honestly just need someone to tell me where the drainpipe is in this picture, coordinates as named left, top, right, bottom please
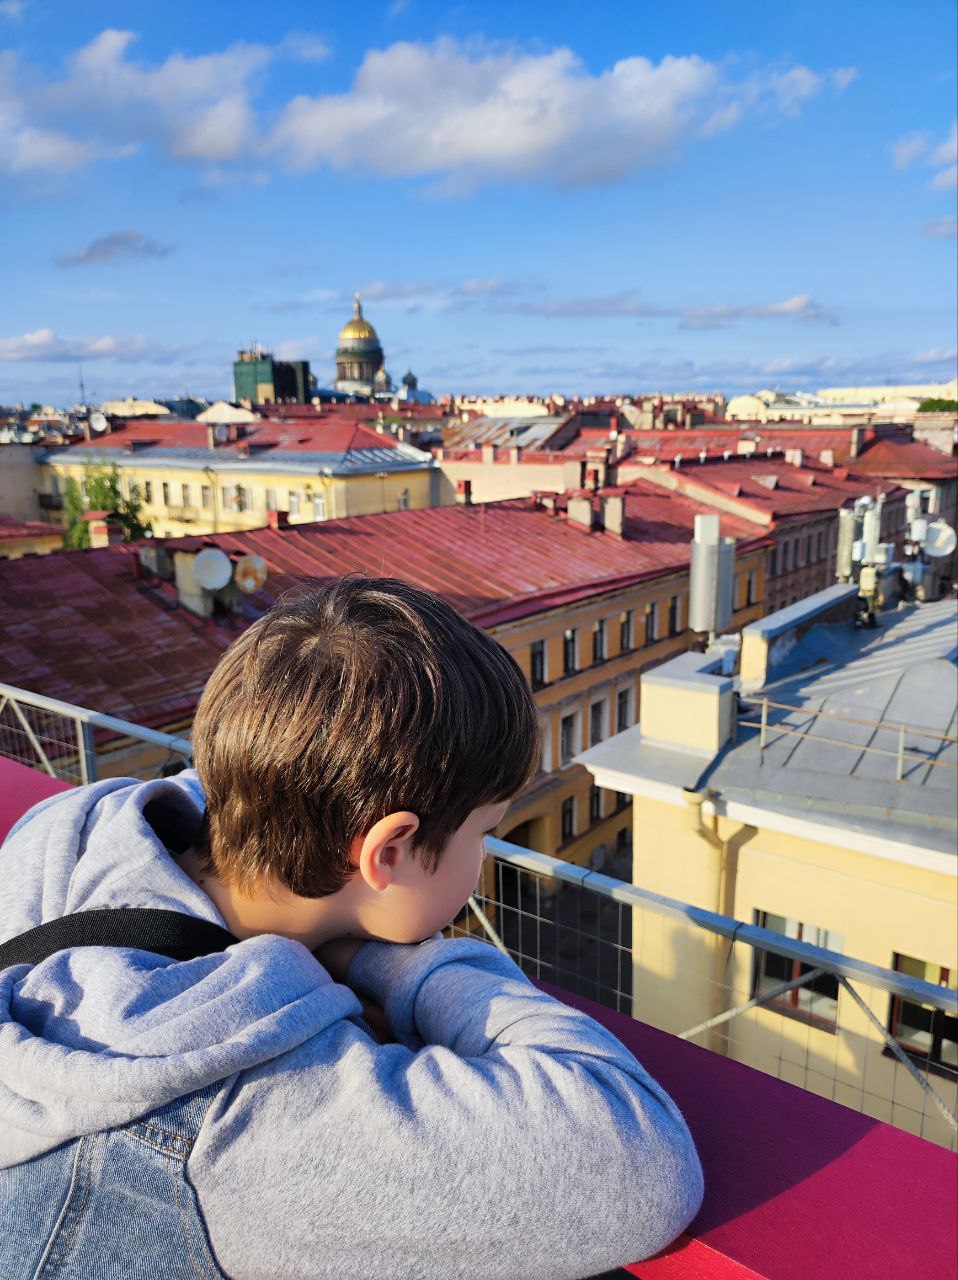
left=682, top=785, right=752, bottom=1051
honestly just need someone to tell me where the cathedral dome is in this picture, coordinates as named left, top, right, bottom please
left=339, top=295, right=379, bottom=347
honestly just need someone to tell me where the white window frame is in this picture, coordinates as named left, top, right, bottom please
left=559, top=709, right=580, bottom=766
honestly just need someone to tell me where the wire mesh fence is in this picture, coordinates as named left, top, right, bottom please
left=0, top=682, right=193, bottom=784
left=447, top=844, right=958, bottom=1153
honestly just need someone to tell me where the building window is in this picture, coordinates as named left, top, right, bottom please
left=746, top=569, right=758, bottom=606
left=162, top=482, right=171, bottom=507
left=561, top=796, right=575, bottom=841
left=817, top=529, right=826, bottom=560
left=312, top=494, right=326, bottom=520
left=888, top=954, right=957, bottom=1075
left=590, top=700, right=605, bottom=746
left=752, top=912, right=843, bottom=1029
left=668, top=594, right=681, bottom=637
left=398, top=488, right=410, bottom=511
left=201, top=485, right=211, bottom=509
left=562, top=628, right=577, bottom=675
left=589, top=785, right=602, bottom=823
left=50, top=474, right=60, bottom=497
left=804, top=534, right=812, bottom=564
left=530, top=639, right=546, bottom=690
left=592, top=619, right=605, bottom=664
left=181, top=483, right=190, bottom=506
left=289, top=491, right=300, bottom=516
left=645, top=602, right=658, bottom=646
left=560, top=713, right=577, bottom=765
left=616, top=688, right=631, bottom=733
left=782, top=541, right=791, bottom=572
left=769, top=545, right=778, bottom=577
left=143, top=481, right=153, bottom=504
left=620, top=610, right=633, bottom=652
left=265, top=488, right=276, bottom=511
left=615, top=791, right=629, bottom=812
left=616, top=826, right=629, bottom=850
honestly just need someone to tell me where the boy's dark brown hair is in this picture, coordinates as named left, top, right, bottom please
left=190, top=574, right=541, bottom=898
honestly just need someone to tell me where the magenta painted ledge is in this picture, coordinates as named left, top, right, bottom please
left=532, top=978, right=958, bottom=1280
left=0, top=756, right=71, bottom=842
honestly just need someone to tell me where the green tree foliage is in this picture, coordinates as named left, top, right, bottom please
left=63, top=477, right=90, bottom=549
left=63, top=463, right=153, bottom=548
left=917, top=399, right=958, bottom=413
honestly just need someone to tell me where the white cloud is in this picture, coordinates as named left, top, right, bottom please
left=924, top=215, right=958, bottom=240
left=679, top=293, right=836, bottom=329
left=270, top=39, right=851, bottom=190
left=0, top=328, right=183, bottom=362
left=892, top=121, right=957, bottom=190
left=2, top=32, right=854, bottom=190
left=0, top=51, right=111, bottom=175
left=914, top=345, right=958, bottom=365
left=56, top=229, right=173, bottom=267
left=0, top=0, right=24, bottom=19
left=891, top=131, right=928, bottom=169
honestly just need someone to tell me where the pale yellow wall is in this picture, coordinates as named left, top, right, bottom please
left=627, top=792, right=958, bottom=1149
left=0, top=446, right=47, bottom=519
left=0, top=531, right=64, bottom=559
left=42, top=458, right=434, bottom=536
left=455, top=398, right=552, bottom=417
left=435, top=458, right=580, bottom=505
left=817, top=380, right=958, bottom=405
left=491, top=551, right=764, bottom=877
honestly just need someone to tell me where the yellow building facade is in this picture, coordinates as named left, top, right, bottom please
left=579, top=588, right=958, bottom=1150
left=39, top=452, right=437, bottom=538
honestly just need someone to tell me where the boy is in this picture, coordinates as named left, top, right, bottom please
left=0, top=575, right=703, bottom=1279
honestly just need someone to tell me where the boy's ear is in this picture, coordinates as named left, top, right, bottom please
left=352, top=811, right=421, bottom=890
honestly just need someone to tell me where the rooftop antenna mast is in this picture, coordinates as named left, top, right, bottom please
left=78, top=365, right=86, bottom=405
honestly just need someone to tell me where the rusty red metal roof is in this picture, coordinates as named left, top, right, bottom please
left=0, top=515, right=62, bottom=542
left=0, top=546, right=234, bottom=727
left=658, top=459, right=905, bottom=520
left=144, top=484, right=769, bottom=628
left=846, top=437, right=958, bottom=480
left=73, top=416, right=403, bottom=456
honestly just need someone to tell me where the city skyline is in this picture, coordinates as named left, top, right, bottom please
left=2, top=0, right=956, bottom=403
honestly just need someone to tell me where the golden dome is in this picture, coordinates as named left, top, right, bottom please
left=339, top=294, right=379, bottom=344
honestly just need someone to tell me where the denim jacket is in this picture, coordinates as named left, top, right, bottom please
left=0, top=1082, right=228, bottom=1279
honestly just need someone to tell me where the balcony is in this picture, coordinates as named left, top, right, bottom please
left=1, top=689, right=956, bottom=1279
left=164, top=504, right=201, bottom=523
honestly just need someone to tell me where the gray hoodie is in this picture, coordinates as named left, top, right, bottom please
left=0, top=769, right=703, bottom=1279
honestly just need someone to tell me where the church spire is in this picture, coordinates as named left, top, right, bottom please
left=353, top=293, right=363, bottom=319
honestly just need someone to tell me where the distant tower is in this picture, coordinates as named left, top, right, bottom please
left=402, top=370, right=418, bottom=392
left=335, top=295, right=386, bottom=395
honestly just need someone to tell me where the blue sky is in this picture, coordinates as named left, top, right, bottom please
left=2, top=0, right=956, bottom=403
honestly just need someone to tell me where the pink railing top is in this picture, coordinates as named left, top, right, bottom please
left=2, top=757, right=956, bottom=1280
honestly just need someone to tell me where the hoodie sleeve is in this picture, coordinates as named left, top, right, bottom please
left=188, top=933, right=704, bottom=1280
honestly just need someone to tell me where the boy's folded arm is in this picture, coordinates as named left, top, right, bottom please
left=190, top=935, right=703, bottom=1280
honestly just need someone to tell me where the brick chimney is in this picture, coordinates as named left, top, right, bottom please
left=266, top=509, right=290, bottom=529
left=481, top=444, right=495, bottom=463
left=206, top=425, right=217, bottom=451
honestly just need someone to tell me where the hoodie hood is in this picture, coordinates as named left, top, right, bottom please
left=0, top=770, right=361, bottom=1166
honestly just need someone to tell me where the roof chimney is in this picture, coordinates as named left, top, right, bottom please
left=206, top=425, right=217, bottom=451
left=567, top=496, right=595, bottom=530
left=819, top=448, right=836, bottom=467
left=601, top=494, right=625, bottom=536
left=785, top=448, right=804, bottom=468
left=82, top=511, right=110, bottom=549
left=266, top=509, right=290, bottom=529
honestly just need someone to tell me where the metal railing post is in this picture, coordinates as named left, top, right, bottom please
left=896, top=726, right=905, bottom=781
left=759, top=697, right=769, bottom=752
left=77, top=718, right=97, bottom=785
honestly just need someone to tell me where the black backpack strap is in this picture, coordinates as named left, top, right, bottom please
left=0, top=908, right=240, bottom=970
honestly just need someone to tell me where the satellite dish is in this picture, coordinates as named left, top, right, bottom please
left=924, top=520, right=957, bottom=559
left=214, top=424, right=230, bottom=444
left=193, top=548, right=233, bottom=590
left=89, top=412, right=108, bottom=433
left=234, top=553, right=268, bottom=594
